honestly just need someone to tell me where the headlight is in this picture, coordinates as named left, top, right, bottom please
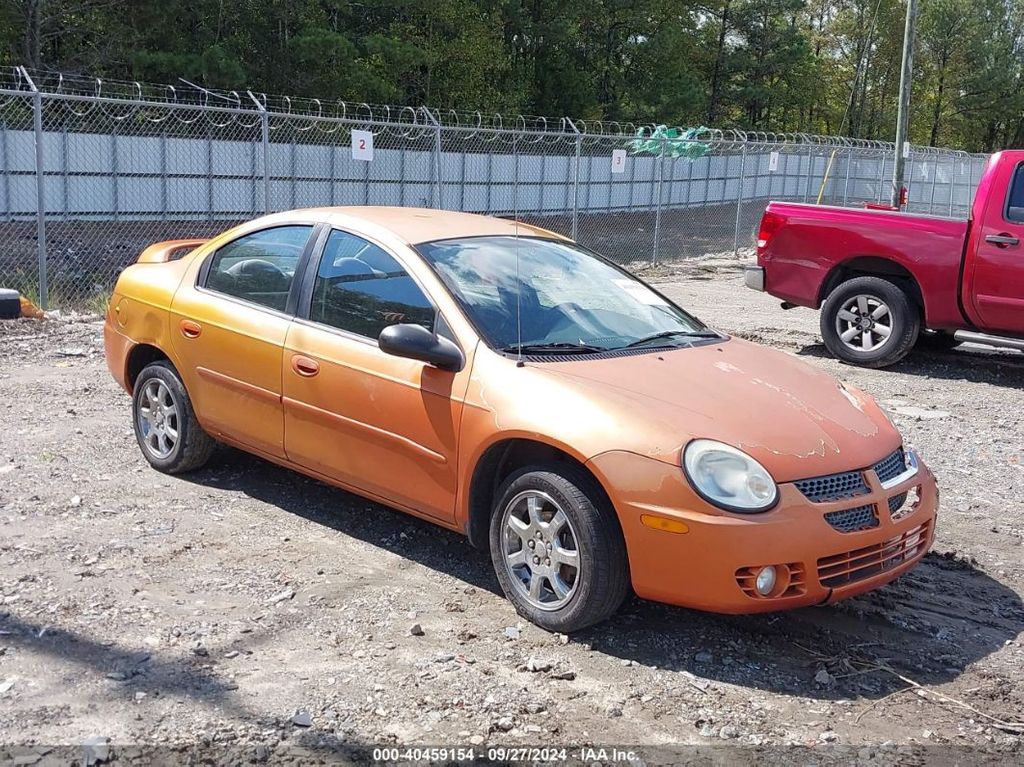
left=682, top=439, right=779, bottom=513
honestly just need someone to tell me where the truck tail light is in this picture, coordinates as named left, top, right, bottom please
left=757, top=210, right=784, bottom=254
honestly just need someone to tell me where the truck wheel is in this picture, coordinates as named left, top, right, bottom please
left=489, top=465, right=629, bottom=633
left=820, top=277, right=920, bottom=368
left=132, top=361, right=216, bottom=473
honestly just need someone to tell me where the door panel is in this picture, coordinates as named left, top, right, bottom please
left=282, top=228, right=469, bottom=521
left=171, top=291, right=292, bottom=457
left=170, top=224, right=316, bottom=457
left=282, top=322, right=464, bottom=521
left=969, top=162, right=1024, bottom=332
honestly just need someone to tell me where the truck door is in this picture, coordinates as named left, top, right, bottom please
left=967, top=160, right=1024, bottom=333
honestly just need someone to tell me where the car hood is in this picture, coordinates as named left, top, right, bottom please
left=540, top=337, right=900, bottom=482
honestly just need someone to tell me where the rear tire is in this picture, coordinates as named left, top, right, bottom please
left=132, top=361, right=215, bottom=473
left=820, top=276, right=919, bottom=368
left=489, top=464, right=629, bottom=633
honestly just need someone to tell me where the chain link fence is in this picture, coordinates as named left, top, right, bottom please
left=0, top=67, right=990, bottom=309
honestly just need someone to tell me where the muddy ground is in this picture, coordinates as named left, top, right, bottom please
left=0, top=254, right=1022, bottom=764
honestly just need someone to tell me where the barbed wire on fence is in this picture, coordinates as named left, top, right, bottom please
left=0, top=65, right=991, bottom=309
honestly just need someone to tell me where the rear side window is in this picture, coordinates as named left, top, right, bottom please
left=1007, top=164, right=1024, bottom=223
left=205, top=225, right=313, bottom=311
left=310, top=230, right=434, bottom=339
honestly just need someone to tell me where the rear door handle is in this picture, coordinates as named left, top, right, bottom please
left=985, top=233, right=1020, bottom=247
left=179, top=319, right=202, bottom=338
left=291, top=355, right=320, bottom=377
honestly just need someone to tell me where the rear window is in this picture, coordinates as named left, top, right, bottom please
left=1006, top=163, right=1024, bottom=223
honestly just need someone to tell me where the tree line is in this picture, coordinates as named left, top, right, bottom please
left=3, top=0, right=1022, bottom=152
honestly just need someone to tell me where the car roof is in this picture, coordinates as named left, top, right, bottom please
left=299, top=206, right=568, bottom=246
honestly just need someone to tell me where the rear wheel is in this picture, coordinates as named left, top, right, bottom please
left=820, top=276, right=919, bottom=368
left=132, top=361, right=215, bottom=473
left=489, top=465, right=629, bottom=633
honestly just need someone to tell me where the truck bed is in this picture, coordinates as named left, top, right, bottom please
left=757, top=202, right=969, bottom=329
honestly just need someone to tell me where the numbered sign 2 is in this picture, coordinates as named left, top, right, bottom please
left=611, top=149, right=627, bottom=174
left=352, top=130, right=374, bottom=162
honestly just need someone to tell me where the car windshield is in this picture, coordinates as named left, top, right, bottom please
left=417, top=235, right=714, bottom=353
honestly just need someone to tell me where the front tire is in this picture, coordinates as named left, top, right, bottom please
left=820, top=276, right=920, bottom=368
left=489, top=465, right=629, bottom=633
left=132, top=360, right=215, bottom=473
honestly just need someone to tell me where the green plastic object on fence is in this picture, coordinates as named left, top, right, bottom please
left=630, top=125, right=711, bottom=160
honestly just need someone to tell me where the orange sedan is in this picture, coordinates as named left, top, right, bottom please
left=104, top=207, right=938, bottom=632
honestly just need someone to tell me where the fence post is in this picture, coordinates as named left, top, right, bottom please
left=842, top=150, right=852, bottom=206
left=733, top=143, right=747, bottom=255
left=21, top=68, right=48, bottom=309
left=653, top=134, right=666, bottom=262
left=948, top=155, right=956, bottom=217
left=421, top=107, right=443, bottom=210
left=802, top=146, right=814, bottom=203
left=247, top=91, right=271, bottom=213
left=566, top=118, right=582, bottom=240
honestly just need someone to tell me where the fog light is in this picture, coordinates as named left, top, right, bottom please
left=755, top=566, right=777, bottom=596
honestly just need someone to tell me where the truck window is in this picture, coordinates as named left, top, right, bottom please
left=1007, top=164, right=1024, bottom=223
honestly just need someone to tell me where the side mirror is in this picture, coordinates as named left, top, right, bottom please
left=378, top=323, right=465, bottom=372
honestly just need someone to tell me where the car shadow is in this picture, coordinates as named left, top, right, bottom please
left=178, top=447, right=500, bottom=595
left=796, top=341, right=1024, bottom=390
left=179, top=448, right=1023, bottom=702
left=580, top=551, right=1023, bottom=700
left=0, top=612, right=379, bottom=761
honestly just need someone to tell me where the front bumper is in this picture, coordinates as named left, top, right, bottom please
left=588, top=450, right=938, bottom=614
left=743, top=265, right=765, bottom=291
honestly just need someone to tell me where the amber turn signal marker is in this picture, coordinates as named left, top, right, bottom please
left=640, top=514, right=689, bottom=534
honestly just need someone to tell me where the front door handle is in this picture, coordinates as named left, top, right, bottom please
left=179, top=319, right=202, bottom=338
left=291, top=355, right=320, bottom=377
left=985, top=233, right=1020, bottom=247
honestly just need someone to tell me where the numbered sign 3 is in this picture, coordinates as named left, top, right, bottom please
left=611, top=149, right=627, bottom=175
left=352, top=129, right=374, bottom=162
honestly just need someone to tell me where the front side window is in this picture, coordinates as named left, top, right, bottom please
left=310, top=230, right=435, bottom=338
left=205, top=225, right=312, bottom=311
left=1006, top=163, right=1024, bottom=223
left=417, top=236, right=713, bottom=353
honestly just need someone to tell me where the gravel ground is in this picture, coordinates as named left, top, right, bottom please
left=0, top=255, right=1022, bottom=764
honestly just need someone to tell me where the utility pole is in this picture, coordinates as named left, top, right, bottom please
left=891, top=0, right=918, bottom=209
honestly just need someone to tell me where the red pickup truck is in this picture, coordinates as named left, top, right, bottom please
left=745, top=150, right=1024, bottom=367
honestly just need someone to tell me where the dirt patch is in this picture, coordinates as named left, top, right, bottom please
left=0, top=259, right=1022, bottom=762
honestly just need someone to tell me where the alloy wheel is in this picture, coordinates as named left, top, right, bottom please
left=137, top=379, right=179, bottom=459
left=835, top=294, right=893, bottom=353
left=500, top=490, right=581, bottom=611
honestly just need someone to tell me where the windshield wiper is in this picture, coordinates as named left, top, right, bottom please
left=624, top=329, right=722, bottom=349
left=500, top=342, right=609, bottom=355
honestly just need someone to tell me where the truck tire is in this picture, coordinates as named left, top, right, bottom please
left=820, top=277, right=920, bottom=368
left=489, top=464, right=629, bottom=633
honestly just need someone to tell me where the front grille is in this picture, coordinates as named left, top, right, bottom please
left=888, top=492, right=908, bottom=516
left=824, top=503, right=879, bottom=533
left=873, top=448, right=907, bottom=485
left=817, top=520, right=931, bottom=588
left=794, top=471, right=869, bottom=503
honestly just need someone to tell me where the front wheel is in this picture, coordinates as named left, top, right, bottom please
left=489, top=465, right=629, bottom=633
left=820, top=276, right=920, bottom=368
